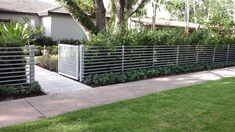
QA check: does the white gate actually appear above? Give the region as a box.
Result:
[58,44,80,80]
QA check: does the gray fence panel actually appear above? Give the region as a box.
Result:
[58,44,235,82]
[0,45,35,85]
[84,46,123,75]
[229,45,235,61]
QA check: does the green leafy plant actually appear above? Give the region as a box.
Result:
[31,36,57,46]
[59,39,81,45]
[86,27,235,47]
[0,82,44,99]
[84,61,235,86]
[0,22,30,46]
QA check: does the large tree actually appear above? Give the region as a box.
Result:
[58,0,147,35]
[94,0,106,31]
[113,0,147,29]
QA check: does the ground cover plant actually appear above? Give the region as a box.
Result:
[84,61,235,86]
[0,82,44,101]
[1,77,235,131]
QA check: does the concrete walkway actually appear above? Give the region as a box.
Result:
[36,66,92,94]
[1,67,235,128]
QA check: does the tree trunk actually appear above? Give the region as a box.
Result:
[233,0,235,23]
[113,0,146,30]
[207,0,211,23]
[152,1,156,28]
[193,0,196,23]
[94,0,106,31]
[185,0,189,34]
[114,0,125,30]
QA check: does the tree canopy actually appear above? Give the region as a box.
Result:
[57,0,235,39]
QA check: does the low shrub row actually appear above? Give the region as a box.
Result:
[31,36,81,47]
[84,61,235,86]
[86,28,235,47]
[35,45,58,56]
[0,82,44,100]
[36,54,58,72]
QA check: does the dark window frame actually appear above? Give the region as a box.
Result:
[0,19,11,24]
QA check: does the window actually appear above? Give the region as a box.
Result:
[30,19,36,27]
[0,19,10,24]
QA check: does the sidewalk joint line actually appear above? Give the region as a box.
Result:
[24,99,47,118]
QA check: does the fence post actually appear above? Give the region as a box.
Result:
[29,45,35,83]
[79,45,84,82]
[212,46,216,62]
[152,46,155,67]
[176,45,179,65]
[227,44,230,61]
[43,45,46,55]
[122,45,125,73]
[196,45,199,63]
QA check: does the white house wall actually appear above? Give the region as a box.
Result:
[50,14,88,41]
[0,13,40,25]
[42,16,52,36]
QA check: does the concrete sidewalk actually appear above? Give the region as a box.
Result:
[1,67,235,128]
[35,66,92,94]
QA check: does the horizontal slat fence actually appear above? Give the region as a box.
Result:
[58,44,235,82]
[0,45,35,85]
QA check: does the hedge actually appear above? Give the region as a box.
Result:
[86,28,235,47]
[84,61,235,86]
[0,82,44,99]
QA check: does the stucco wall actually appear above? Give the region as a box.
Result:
[42,16,52,36]
[0,12,88,41]
[50,14,88,41]
[0,13,40,25]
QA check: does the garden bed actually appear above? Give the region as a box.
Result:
[36,55,58,72]
[0,82,45,102]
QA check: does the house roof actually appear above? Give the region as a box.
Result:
[131,17,203,29]
[38,6,70,16]
[0,0,69,15]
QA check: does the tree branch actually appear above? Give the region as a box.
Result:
[127,0,146,18]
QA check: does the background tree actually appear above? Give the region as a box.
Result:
[57,0,98,40]
[113,0,147,30]
[151,0,165,28]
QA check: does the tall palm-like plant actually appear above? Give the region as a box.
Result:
[0,22,30,46]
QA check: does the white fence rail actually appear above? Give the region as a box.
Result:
[0,45,35,85]
[58,44,235,82]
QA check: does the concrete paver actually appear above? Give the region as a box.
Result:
[1,66,235,128]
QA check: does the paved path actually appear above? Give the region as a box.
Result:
[36,66,92,94]
[1,67,235,128]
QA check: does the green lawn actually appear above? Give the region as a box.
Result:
[1,78,235,132]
